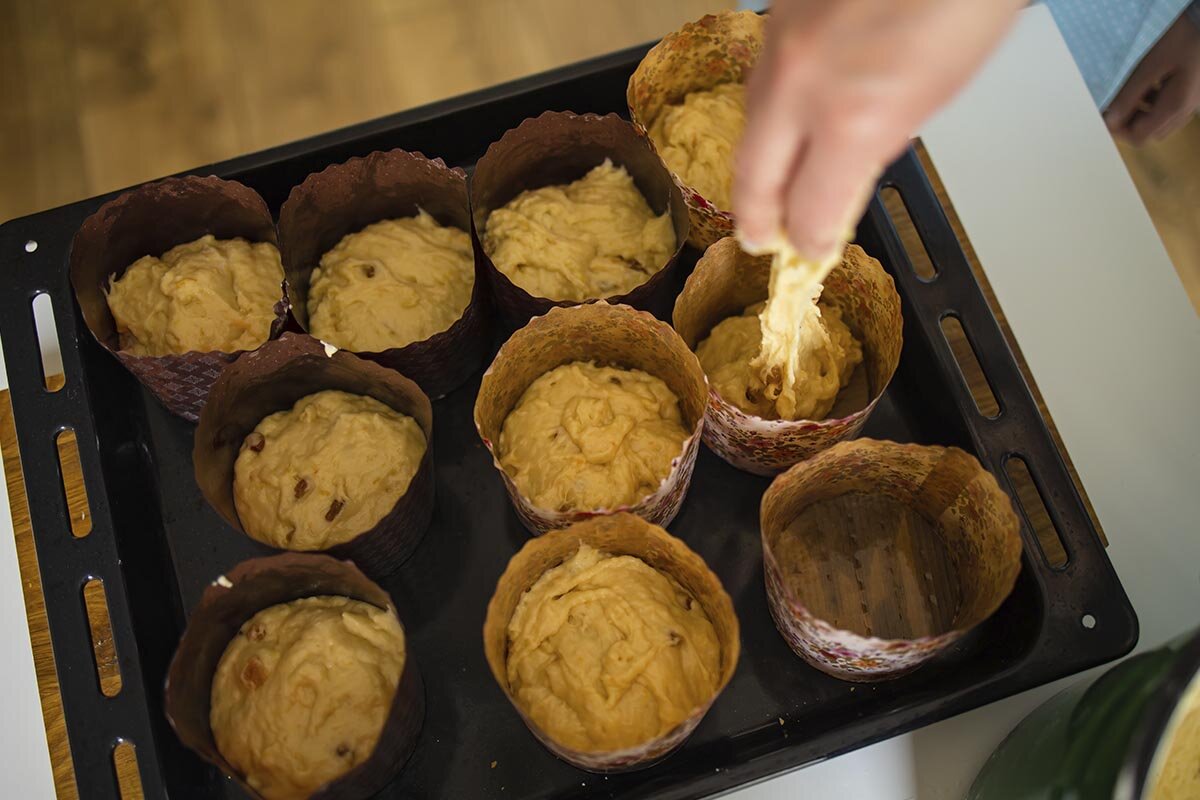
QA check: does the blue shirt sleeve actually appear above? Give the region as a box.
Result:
[1043,0,1194,108]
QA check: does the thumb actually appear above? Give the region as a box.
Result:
[733,60,809,248]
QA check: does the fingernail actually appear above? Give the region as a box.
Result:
[735,220,772,252]
[738,231,764,252]
[787,231,834,260]
[811,239,838,260]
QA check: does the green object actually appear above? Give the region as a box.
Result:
[969,627,1200,800]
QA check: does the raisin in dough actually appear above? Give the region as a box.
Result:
[307,210,474,352]
[209,596,406,800]
[506,544,720,751]
[233,390,426,550]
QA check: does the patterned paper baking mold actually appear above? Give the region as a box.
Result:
[470,111,690,330]
[627,10,765,249]
[473,302,707,535]
[69,175,290,422]
[760,439,1023,682]
[483,513,740,771]
[194,333,435,578]
[673,237,903,476]
[164,553,424,800]
[277,148,490,399]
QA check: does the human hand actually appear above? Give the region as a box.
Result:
[1104,11,1200,145]
[733,0,1023,256]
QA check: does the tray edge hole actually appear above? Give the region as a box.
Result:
[56,429,92,539]
[32,292,64,393]
[880,186,937,282]
[1081,613,1096,630]
[82,578,122,698]
[939,314,1001,419]
[1004,454,1069,569]
[112,739,144,800]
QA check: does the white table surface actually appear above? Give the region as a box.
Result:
[2,5,1197,797]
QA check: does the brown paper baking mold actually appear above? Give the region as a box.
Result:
[277,148,490,399]
[627,10,765,249]
[473,302,707,535]
[760,439,1023,682]
[673,237,903,476]
[69,175,289,422]
[482,513,739,771]
[194,333,434,578]
[164,553,423,799]
[470,111,689,329]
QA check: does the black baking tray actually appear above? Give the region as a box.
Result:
[0,39,1137,800]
